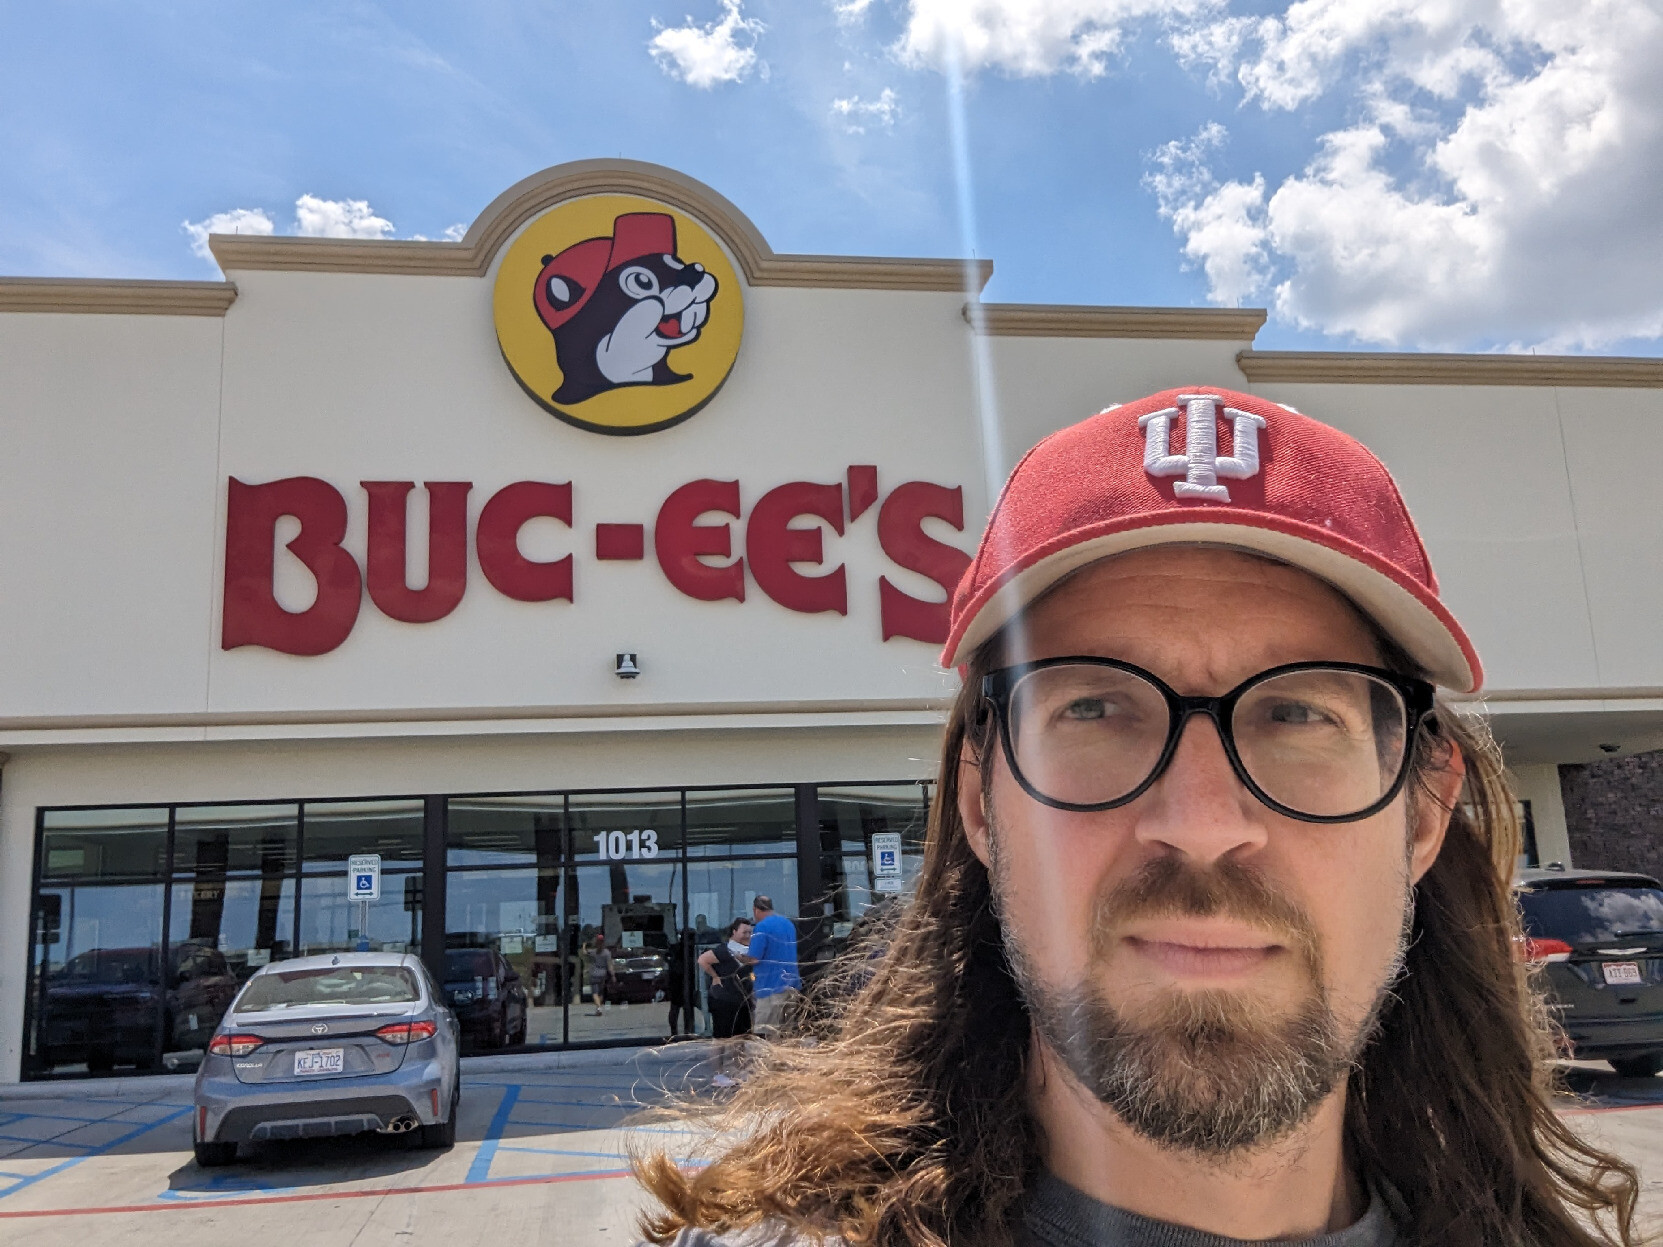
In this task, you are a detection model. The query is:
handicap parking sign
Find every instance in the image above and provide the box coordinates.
[870,832,903,879]
[346,853,382,901]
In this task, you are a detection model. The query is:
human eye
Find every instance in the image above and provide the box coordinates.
[1061,697,1110,721]
[1240,675,1370,738]
[1263,698,1337,727]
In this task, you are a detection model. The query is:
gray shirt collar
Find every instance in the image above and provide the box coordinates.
[1024,1170,1401,1247]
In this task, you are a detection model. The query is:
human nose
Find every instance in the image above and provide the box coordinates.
[1132,711,1269,863]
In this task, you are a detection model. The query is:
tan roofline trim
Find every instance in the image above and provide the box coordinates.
[1239,349,1663,387]
[0,278,237,317]
[970,302,1267,340]
[209,158,993,292]
[0,696,953,733]
[1454,686,1663,704]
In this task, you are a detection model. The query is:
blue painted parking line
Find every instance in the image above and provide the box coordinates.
[0,1136,96,1149]
[0,1110,118,1125]
[464,1083,521,1184]
[0,1106,192,1201]
[157,1173,296,1202]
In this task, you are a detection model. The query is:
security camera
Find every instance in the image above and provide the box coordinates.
[615,653,641,680]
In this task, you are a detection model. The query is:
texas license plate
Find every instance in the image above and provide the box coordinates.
[294,1047,344,1075]
[1603,962,1643,986]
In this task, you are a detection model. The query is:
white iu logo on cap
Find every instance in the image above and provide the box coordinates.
[1139,393,1266,501]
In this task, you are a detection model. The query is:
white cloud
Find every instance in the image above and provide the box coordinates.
[293,194,396,239]
[1145,124,1268,307]
[831,88,901,132]
[897,0,1215,78]
[1153,0,1663,349]
[180,208,274,262]
[832,0,877,23]
[650,0,765,88]
[442,222,467,242]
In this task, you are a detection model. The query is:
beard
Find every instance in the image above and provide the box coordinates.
[995,844,1410,1158]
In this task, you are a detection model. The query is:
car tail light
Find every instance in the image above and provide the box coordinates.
[1523,937,1574,964]
[208,1033,265,1057]
[376,1020,438,1045]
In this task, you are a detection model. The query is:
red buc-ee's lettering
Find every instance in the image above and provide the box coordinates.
[475,481,574,602]
[746,481,847,615]
[223,476,363,655]
[362,481,471,623]
[654,479,745,602]
[877,482,972,645]
[220,472,972,654]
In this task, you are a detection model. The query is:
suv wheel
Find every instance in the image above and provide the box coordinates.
[1610,1053,1663,1078]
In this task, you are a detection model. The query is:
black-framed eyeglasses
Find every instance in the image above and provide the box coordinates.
[981,659,1436,824]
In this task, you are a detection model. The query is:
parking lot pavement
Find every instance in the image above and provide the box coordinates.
[7,1053,1663,1245]
[0,1045,716,1247]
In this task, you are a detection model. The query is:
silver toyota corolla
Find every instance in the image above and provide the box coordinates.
[192,952,461,1167]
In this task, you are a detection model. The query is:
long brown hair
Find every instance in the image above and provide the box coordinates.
[636,642,1643,1247]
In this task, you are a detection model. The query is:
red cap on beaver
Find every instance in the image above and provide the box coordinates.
[533,212,679,333]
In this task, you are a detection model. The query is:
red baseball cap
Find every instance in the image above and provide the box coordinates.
[941,386,1482,693]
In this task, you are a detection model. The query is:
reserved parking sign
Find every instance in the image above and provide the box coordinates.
[347,853,382,901]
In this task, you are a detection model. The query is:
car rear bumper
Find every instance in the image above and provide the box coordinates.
[195,1056,449,1144]
[1560,1011,1663,1058]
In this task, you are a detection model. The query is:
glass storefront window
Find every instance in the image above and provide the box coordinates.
[30,879,166,1076]
[567,861,686,1045]
[684,788,796,857]
[298,870,423,956]
[815,784,930,947]
[30,810,172,1077]
[685,856,798,948]
[25,780,929,1076]
[447,796,564,869]
[446,867,558,1050]
[173,803,298,875]
[39,807,169,881]
[569,791,682,862]
[301,798,424,872]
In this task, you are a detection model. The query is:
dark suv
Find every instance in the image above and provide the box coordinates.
[442,947,528,1051]
[1517,868,1663,1076]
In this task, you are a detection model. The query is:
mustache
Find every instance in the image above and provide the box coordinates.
[1089,855,1323,975]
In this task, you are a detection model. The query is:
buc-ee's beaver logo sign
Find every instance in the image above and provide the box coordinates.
[493,194,743,436]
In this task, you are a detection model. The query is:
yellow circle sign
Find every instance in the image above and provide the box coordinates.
[493,194,744,436]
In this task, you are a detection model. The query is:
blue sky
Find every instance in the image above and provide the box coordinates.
[3,0,1659,354]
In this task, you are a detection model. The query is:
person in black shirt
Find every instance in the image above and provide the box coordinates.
[698,918,753,1087]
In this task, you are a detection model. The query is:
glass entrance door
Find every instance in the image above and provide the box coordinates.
[446,796,565,1051]
[565,793,685,1044]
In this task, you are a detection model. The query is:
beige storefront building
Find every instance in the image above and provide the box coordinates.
[1,160,1660,1083]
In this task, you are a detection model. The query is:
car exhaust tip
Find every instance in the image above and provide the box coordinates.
[378,1115,420,1135]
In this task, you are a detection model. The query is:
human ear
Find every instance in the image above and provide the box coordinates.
[1408,725,1466,884]
[958,746,993,869]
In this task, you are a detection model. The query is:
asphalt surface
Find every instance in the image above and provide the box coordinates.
[0,1045,714,1246]
[3,1052,1663,1244]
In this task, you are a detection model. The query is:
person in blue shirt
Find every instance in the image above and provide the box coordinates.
[741,895,801,1035]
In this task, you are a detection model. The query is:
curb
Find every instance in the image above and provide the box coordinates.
[0,1042,713,1101]
[461,1041,714,1073]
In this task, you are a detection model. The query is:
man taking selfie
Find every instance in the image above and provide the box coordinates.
[637,388,1639,1246]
